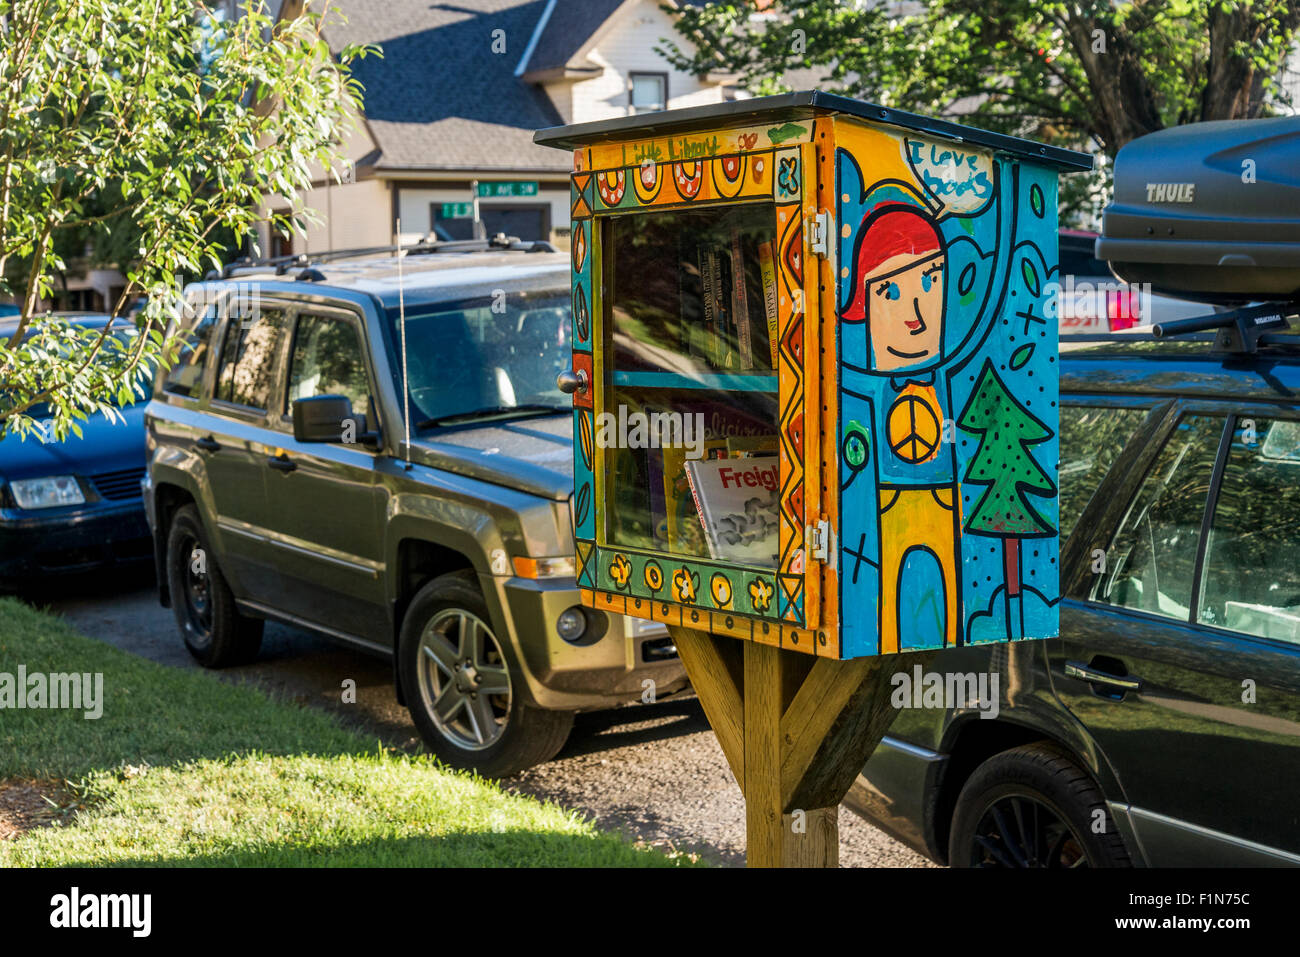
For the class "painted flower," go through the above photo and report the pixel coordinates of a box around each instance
[672,566,699,605]
[609,553,632,590]
[710,573,733,609]
[749,577,774,613]
[777,156,799,196]
[673,161,702,199]
[638,159,657,190]
[597,169,626,206]
[643,560,664,594]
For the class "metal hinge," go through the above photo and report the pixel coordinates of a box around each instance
[809,209,833,260]
[807,518,830,562]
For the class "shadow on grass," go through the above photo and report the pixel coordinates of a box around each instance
[89,831,687,868]
[0,597,369,781]
[0,599,707,869]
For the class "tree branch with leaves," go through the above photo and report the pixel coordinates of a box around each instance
[0,0,375,440]
[660,0,1300,219]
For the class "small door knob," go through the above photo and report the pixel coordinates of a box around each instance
[556,368,588,395]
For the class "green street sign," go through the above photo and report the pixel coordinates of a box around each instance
[439,202,473,219]
[477,181,538,198]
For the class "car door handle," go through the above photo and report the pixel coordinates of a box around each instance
[195,435,221,452]
[1064,660,1142,692]
[266,454,297,473]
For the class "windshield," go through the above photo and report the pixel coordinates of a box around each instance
[385,290,571,426]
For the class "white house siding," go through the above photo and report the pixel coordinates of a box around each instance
[299,177,394,254]
[258,100,390,257]
[562,0,726,123]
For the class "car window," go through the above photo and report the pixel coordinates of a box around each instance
[286,314,370,419]
[213,306,287,410]
[1058,236,1109,278]
[1058,405,1148,539]
[1197,417,1300,644]
[1093,413,1224,620]
[162,304,218,399]
[387,292,570,423]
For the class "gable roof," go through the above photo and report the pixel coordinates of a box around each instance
[519,0,626,75]
[324,0,571,173]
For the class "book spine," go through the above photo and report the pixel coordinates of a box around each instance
[758,240,779,367]
[730,227,752,370]
[646,433,668,550]
[679,233,692,356]
[712,247,730,369]
[683,461,720,560]
[698,246,717,364]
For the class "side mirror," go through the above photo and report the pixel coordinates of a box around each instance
[292,395,380,447]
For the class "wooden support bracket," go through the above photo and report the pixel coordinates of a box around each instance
[669,625,937,867]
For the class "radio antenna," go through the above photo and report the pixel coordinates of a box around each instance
[396,218,412,470]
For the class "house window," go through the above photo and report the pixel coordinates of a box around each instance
[269,209,294,260]
[629,73,667,114]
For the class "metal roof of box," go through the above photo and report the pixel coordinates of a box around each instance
[534,90,1094,172]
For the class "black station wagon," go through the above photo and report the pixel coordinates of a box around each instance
[846,332,1300,867]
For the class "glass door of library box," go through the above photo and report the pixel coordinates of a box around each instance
[568,143,827,652]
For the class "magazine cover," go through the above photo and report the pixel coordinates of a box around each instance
[683,455,780,566]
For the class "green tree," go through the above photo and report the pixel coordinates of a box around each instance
[959,360,1055,537]
[0,0,374,440]
[660,0,1300,217]
[958,359,1055,637]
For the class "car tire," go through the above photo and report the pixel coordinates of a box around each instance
[398,570,574,778]
[165,503,263,668]
[948,742,1131,868]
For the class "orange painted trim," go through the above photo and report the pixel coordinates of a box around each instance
[582,587,827,657]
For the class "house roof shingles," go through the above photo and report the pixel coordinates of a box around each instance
[521,0,626,74]
[325,0,570,173]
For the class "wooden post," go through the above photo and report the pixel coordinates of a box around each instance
[670,625,937,867]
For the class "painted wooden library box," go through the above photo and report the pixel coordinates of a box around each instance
[536,92,1092,660]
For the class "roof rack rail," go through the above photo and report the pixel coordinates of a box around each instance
[404,233,556,255]
[1152,301,1300,354]
[1060,331,1218,343]
[203,234,557,281]
[204,251,305,281]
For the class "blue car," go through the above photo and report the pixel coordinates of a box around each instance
[0,315,152,583]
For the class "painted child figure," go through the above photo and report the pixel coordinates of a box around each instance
[841,204,961,653]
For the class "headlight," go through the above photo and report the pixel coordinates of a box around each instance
[556,607,587,643]
[511,555,577,579]
[9,475,86,509]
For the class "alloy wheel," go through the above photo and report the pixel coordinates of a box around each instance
[969,793,1090,868]
[416,609,512,751]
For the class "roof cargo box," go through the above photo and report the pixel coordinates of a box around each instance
[1097,116,1300,304]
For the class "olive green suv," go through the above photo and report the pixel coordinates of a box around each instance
[143,239,687,776]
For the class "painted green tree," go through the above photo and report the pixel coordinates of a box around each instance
[958,358,1056,637]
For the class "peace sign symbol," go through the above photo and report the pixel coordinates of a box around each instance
[887,392,941,464]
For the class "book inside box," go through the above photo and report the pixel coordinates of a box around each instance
[601,202,782,569]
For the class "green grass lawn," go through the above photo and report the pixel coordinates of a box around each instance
[0,598,693,867]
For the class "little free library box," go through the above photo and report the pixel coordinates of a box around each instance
[537,92,1092,661]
